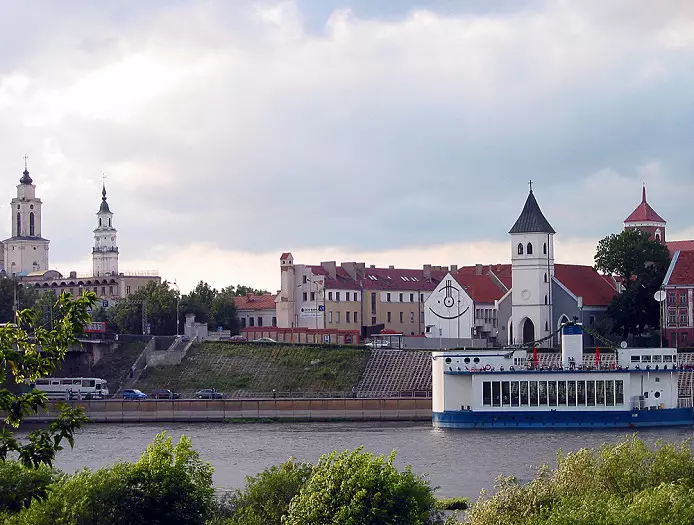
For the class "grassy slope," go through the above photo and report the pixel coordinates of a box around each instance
[91,340,148,391]
[135,342,371,396]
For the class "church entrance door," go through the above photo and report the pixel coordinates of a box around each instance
[522,318,535,344]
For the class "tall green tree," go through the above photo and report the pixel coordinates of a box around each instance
[107,281,178,335]
[209,288,239,333]
[180,281,217,325]
[0,291,95,470]
[0,279,38,323]
[227,285,270,297]
[594,229,670,340]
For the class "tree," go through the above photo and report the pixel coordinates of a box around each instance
[107,281,178,335]
[594,229,671,340]
[0,279,38,323]
[209,289,239,333]
[180,281,217,325]
[0,291,95,471]
[227,285,270,297]
[284,448,447,525]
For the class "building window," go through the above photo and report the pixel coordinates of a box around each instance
[589,315,595,325]
[387,293,391,302]
[680,312,688,326]
[355,312,358,323]
[249,317,255,327]
[303,292,308,301]
[410,312,415,323]
[668,292,676,305]
[310,291,315,301]
[399,312,404,323]
[544,295,548,305]
[387,312,392,323]
[16,213,21,235]
[527,243,533,255]
[544,273,548,283]
[668,312,676,326]
[272,317,277,326]
[329,311,333,323]
[336,292,341,302]
[372,316,376,325]
[543,243,547,255]
[545,321,549,331]
[371,293,376,313]
[346,292,350,301]
[682,333,689,345]
[29,212,35,236]
[399,293,403,302]
[672,332,677,344]
[680,294,687,305]
[420,294,424,302]
[410,293,414,302]
[655,229,661,241]
[126,286,131,295]
[258,317,263,327]
[241,318,246,328]
[517,243,524,255]
[303,275,307,284]
[346,311,351,323]
[328,291,333,301]
[101,287,106,295]
[336,311,340,323]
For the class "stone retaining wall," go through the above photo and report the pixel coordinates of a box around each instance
[22,398,432,423]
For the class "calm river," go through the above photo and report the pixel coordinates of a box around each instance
[21,422,694,498]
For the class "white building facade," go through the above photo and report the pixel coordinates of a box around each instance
[92,184,119,276]
[424,273,475,340]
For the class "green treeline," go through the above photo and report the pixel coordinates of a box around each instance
[3,434,694,525]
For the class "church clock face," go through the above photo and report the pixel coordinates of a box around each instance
[429,279,470,320]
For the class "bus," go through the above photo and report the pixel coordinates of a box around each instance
[31,377,110,400]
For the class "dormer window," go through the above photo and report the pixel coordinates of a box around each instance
[517,243,524,255]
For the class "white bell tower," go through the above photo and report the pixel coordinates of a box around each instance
[2,158,50,276]
[509,182,555,347]
[92,183,119,276]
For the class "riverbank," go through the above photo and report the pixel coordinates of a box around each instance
[22,398,432,423]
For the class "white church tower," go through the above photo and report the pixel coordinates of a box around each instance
[2,161,50,276]
[509,184,555,347]
[92,184,119,276]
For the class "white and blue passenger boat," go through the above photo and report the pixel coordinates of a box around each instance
[432,324,693,429]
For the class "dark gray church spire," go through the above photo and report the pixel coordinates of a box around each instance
[509,183,555,234]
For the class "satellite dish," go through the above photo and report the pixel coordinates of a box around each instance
[654,290,667,302]
[620,341,628,349]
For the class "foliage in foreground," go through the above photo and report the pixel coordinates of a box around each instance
[467,435,694,525]
[4,433,215,525]
[0,292,95,470]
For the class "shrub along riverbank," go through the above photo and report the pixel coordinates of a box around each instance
[1,434,693,524]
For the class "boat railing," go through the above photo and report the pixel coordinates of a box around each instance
[677,397,693,409]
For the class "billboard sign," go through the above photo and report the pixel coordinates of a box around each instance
[300,306,322,319]
[84,321,106,333]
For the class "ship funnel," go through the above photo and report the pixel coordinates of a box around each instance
[561,324,583,367]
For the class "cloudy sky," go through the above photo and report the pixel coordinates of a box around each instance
[1,0,692,293]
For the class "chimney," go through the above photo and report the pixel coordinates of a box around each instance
[320,261,337,279]
[388,265,395,270]
[476,264,483,275]
[342,262,357,280]
[423,264,432,281]
[370,264,376,269]
[356,263,366,280]
[450,265,458,273]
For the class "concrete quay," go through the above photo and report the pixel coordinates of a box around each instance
[22,398,433,423]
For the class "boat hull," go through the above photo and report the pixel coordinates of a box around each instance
[432,408,693,429]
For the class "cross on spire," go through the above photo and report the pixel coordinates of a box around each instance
[24,153,28,171]
[529,180,533,193]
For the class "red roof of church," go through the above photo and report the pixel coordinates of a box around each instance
[666,251,694,286]
[554,265,619,306]
[234,294,277,310]
[667,240,694,253]
[454,271,508,304]
[624,187,666,223]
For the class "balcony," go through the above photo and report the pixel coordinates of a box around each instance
[474,319,493,332]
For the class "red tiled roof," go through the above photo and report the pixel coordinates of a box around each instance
[234,294,277,311]
[624,187,665,223]
[454,272,507,304]
[280,252,291,259]
[667,240,694,253]
[554,264,619,306]
[361,267,443,292]
[668,251,694,286]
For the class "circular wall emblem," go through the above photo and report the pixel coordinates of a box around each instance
[521,289,531,300]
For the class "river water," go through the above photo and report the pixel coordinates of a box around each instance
[21,422,694,499]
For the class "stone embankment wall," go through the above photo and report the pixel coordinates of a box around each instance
[23,398,432,423]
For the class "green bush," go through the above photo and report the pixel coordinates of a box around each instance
[8,432,214,525]
[467,435,694,525]
[214,458,313,525]
[0,460,56,513]
[284,447,448,525]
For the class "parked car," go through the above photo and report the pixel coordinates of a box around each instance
[252,337,277,343]
[229,335,247,342]
[365,340,390,349]
[195,388,223,399]
[122,389,147,400]
[150,389,181,400]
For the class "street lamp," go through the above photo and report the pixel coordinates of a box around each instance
[172,280,181,336]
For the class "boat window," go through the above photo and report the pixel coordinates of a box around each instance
[652,355,662,363]
[511,382,520,407]
[36,379,49,385]
[548,381,557,406]
[630,355,640,363]
[464,357,470,364]
[501,382,510,406]
[538,381,548,405]
[663,355,673,363]
[577,381,586,405]
[520,381,529,405]
[654,391,661,399]
[567,381,577,406]
[473,357,480,364]
[605,380,615,406]
[655,377,660,383]
[530,381,539,406]
[641,355,651,363]
[558,381,566,405]
[615,381,624,404]
[445,358,451,364]
[51,380,60,385]
[596,381,605,405]
[586,381,596,406]
[643,391,649,398]
[482,382,492,406]
[492,382,501,407]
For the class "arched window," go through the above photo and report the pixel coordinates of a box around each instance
[543,243,547,255]
[544,273,548,283]
[16,213,21,235]
[108,218,111,227]
[545,321,549,331]
[517,243,524,255]
[99,218,102,227]
[29,212,35,236]
[527,243,533,255]
[655,229,661,242]
[544,295,548,305]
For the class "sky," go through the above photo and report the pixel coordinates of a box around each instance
[0,0,692,294]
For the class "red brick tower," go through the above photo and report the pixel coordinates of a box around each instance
[624,186,666,243]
